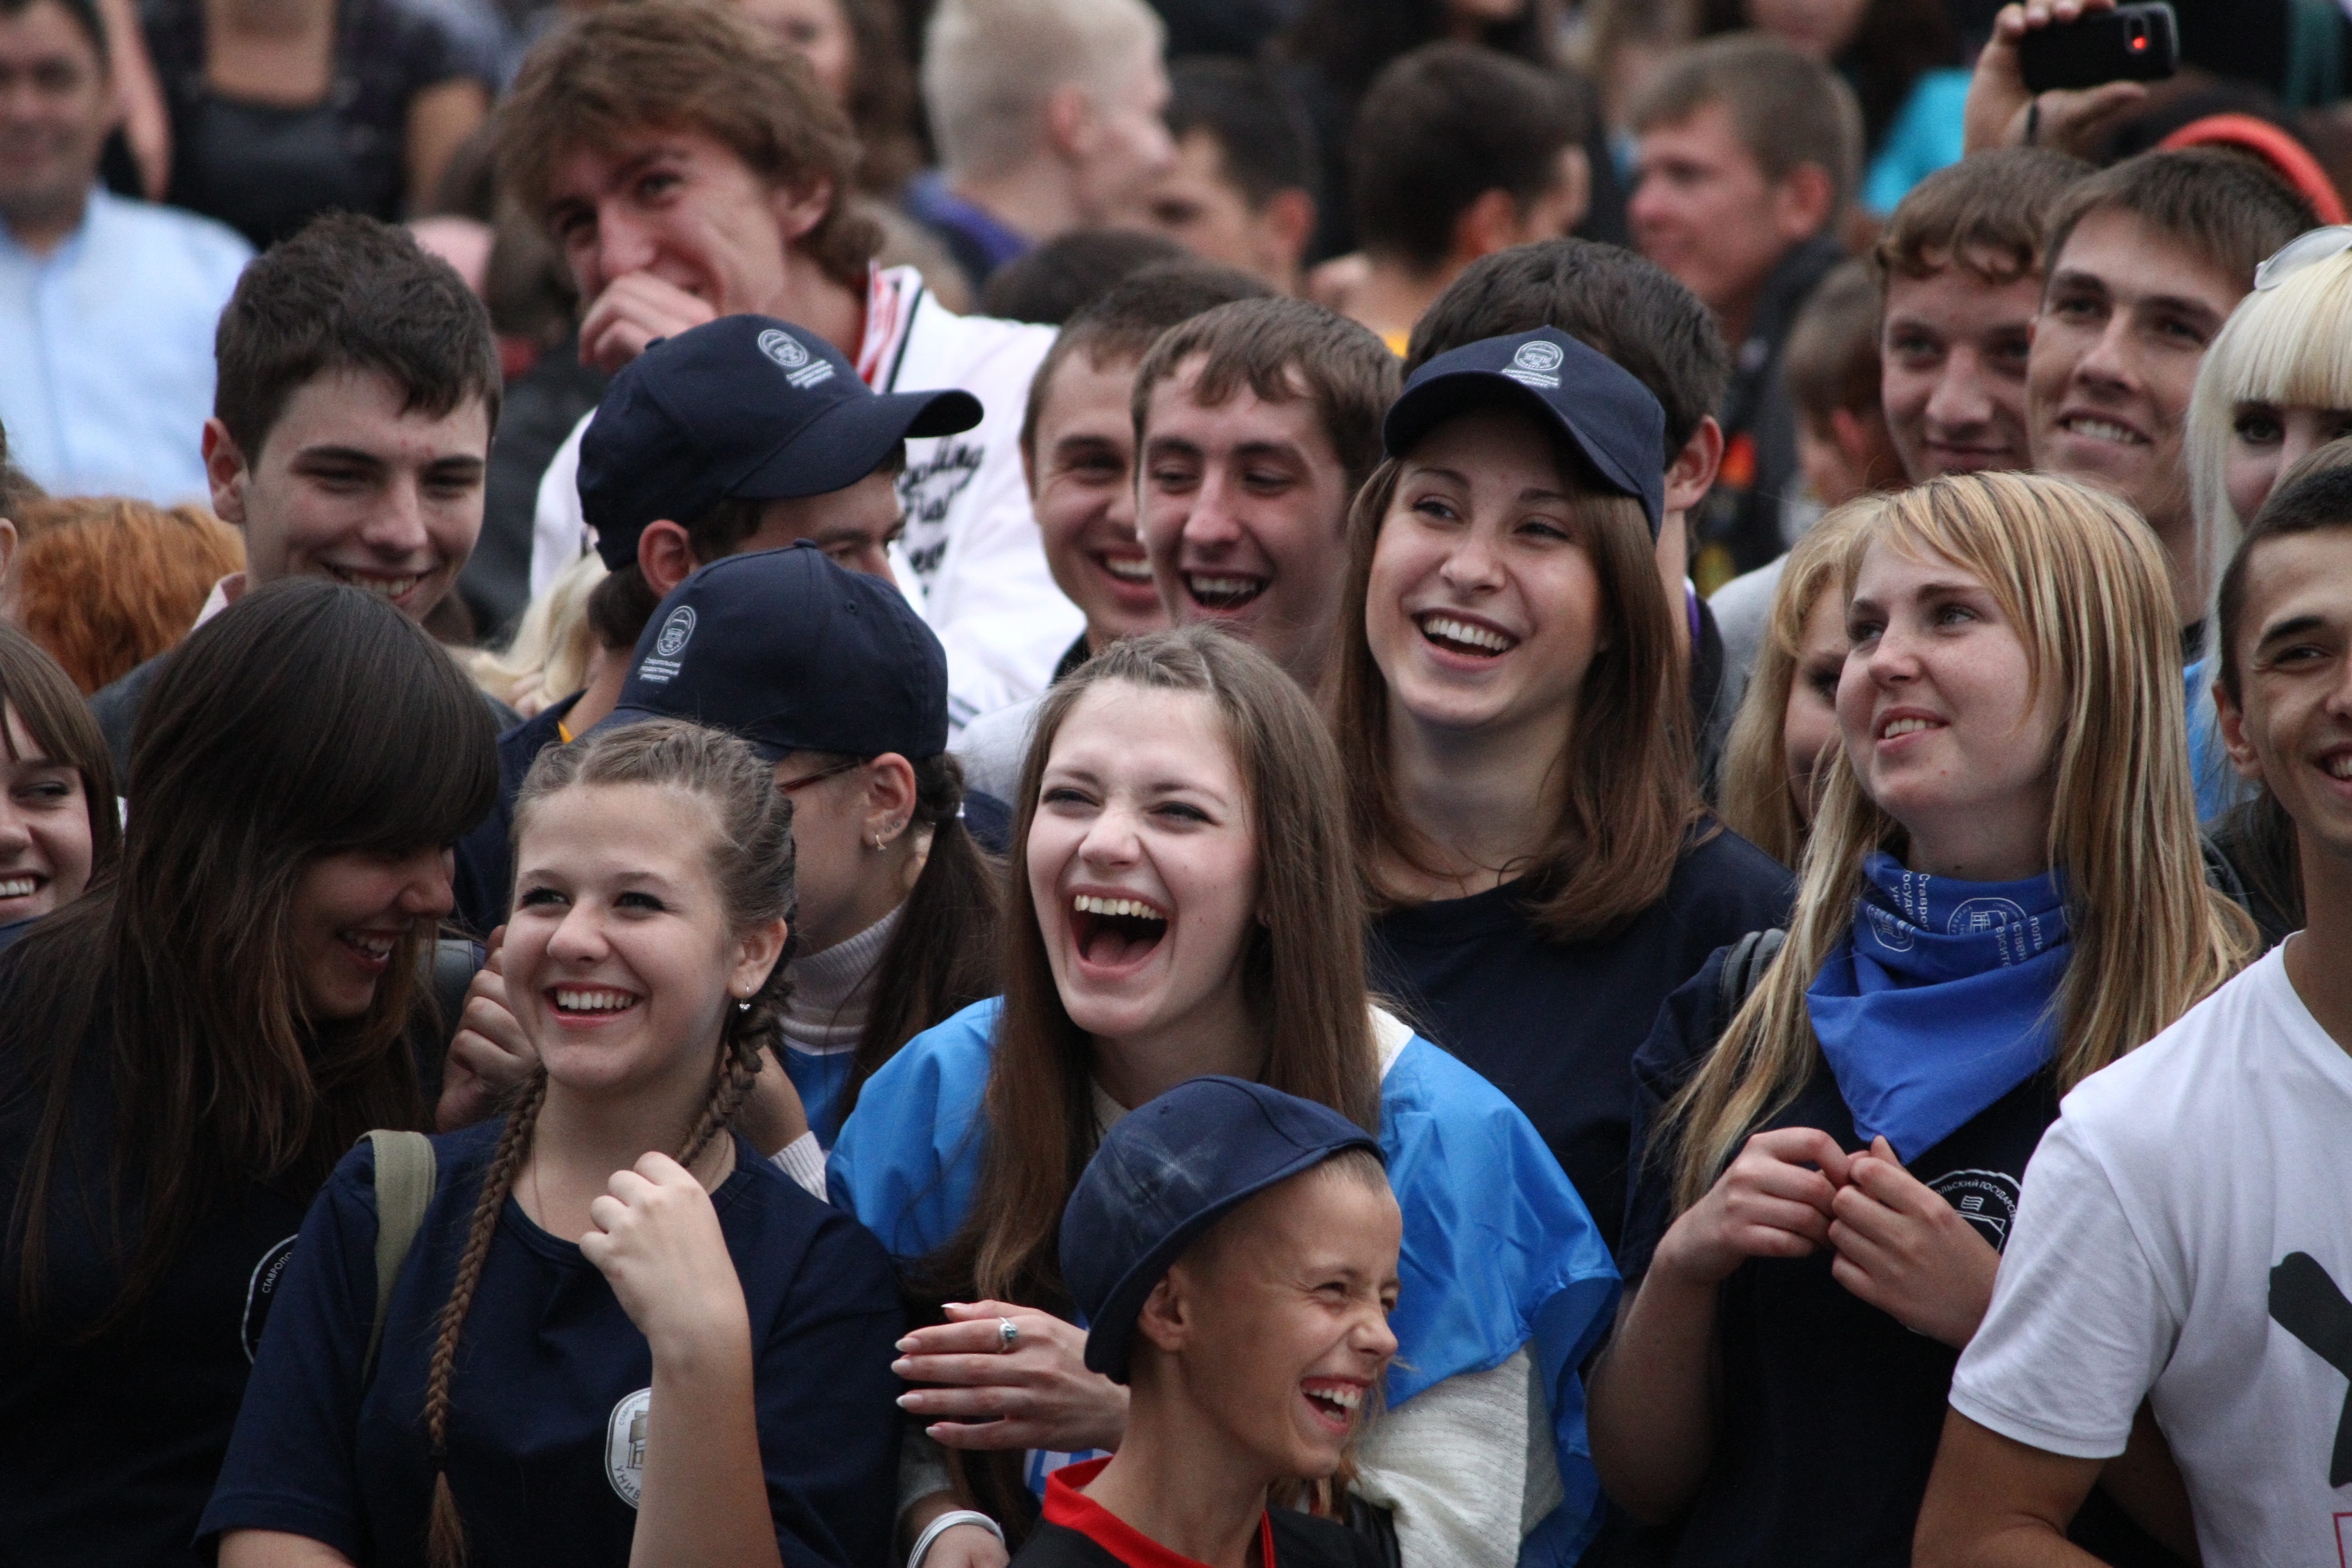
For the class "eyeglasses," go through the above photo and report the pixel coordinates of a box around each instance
[774,758,862,793]
[2255,225,2352,290]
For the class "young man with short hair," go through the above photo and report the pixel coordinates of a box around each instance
[1134,296,1398,694]
[956,259,1273,808]
[0,0,251,505]
[1872,147,2091,483]
[1628,32,1860,583]
[1337,43,1588,355]
[502,0,1077,731]
[2027,147,2313,631]
[1784,260,1904,510]
[910,0,1175,291]
[1917,464,2352,1568]
[87,212,500,774]
[1135,56,1319,297]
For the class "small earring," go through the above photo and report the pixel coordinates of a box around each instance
[870,831,886,852]
[735,995,752,1013]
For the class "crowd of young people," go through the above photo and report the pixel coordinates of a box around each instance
[8,0,2352,1566]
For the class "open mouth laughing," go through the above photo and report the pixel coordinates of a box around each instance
[548,984,643,1021]
[1184,573,1266,612]
[323,565,431,602]
[1415,612,1517,658]
[1069,892,1169,970]
[0,872,45,904]
[1300,1377,1368,1434]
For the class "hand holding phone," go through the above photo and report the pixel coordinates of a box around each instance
[1963,1,2160,159]
[2019,2,2179,93]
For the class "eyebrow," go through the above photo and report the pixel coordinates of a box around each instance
[2255,612,2332,651]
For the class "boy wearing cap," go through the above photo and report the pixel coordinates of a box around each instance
[1005,1076,1398,1568]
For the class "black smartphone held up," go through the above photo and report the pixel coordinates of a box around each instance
[2018,3,2180,93]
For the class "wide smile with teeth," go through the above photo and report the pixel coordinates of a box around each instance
[2059,416,2145,446]
[1101,554,1153,583]
[1301,1378,1366,1427]
[2324,754,2352,780]
[1416,613,1516,657]
[1881,716,1942,739]
[327,567,426,600]
[338,931,397,965]
[1185,573,1266,611]
[1069,892,1169,968]
[552,986,641,1014]
[0,874,40,900]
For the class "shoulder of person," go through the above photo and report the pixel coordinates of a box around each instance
[1631,943,1744,1101]
[1268,1507,1392,1568]
[1668,822,1797,926]
[824,996,1002,1237]
[88,189,254,273]
[897,273,1057,389]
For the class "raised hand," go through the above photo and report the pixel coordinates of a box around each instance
[437,928,536,1131]
[580,1152,750,1360]
[578,272,719,374]
[1964,1,2151,157]
[891,1300,1129,1454]
[1826,1137,2001,1348]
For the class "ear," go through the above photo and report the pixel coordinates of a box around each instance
[729,915,790,1001]
[0,516,16,590]
[1452,188,1524,265]
[637,519,700,597]
[202,418,251,527]
[863,752,920,848]
[1258,186,1318,277]
[1664,416,1725,516]
[1134,1270,1191,1354]
[1043,83,1098,162]
[1773,162,1836,243]
[767,175,836,248]
[1544,146,1592,239]
[1826,407,1876,470]
[2215,677,2266,784]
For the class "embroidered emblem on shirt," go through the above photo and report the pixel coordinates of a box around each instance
[2268,1252,2352,1485]
[607,1387,653,1507]
[241,1234,300,1362]
[1926,1169,2021,1251]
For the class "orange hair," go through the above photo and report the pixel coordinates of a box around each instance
[12,498,245,692]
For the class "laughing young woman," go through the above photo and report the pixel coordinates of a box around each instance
[0,579,495,1567]
[1587,472,2248,1565]
[0,623,120,952]
[829,626,1618,1568]
[201,720,902,1568]
[1337,328,1793,1252]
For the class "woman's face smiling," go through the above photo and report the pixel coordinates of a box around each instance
[0,702,93,925]
[1365,408,1609,745]
[288,843,455,1021]
[1027,682,1259,1057]
[2225,402,2352,527]
[506,783,784,1101]
[1782,581,1846,826]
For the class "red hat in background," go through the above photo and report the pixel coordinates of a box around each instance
[2158,113,2349,225]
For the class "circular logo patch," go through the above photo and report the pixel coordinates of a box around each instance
[757,328,809,370]
[1511,340,1566,375]
[654,606,697,659]
[607,1387,653,1507]
[1929,1168,2023,1251]
[242,1234,300,1362]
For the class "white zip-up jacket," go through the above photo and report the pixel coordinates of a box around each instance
[529,266,1080,732]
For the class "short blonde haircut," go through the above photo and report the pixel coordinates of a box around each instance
[466,551,607,716]
[921,0,1164,181]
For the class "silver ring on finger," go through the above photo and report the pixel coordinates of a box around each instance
[996,1316,1020,1353]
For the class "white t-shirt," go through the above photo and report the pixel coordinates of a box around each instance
[1950,942,2352,1565]
[529,266,1080,732]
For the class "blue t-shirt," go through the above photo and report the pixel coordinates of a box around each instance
[829,999,1622,1566]
[200,1124,904,1567]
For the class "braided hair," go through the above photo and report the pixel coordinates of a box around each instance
[422,720,798,1567]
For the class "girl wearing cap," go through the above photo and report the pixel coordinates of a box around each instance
[1586,473,2246,1564]
[831,625,1618,1568]
[1337,328,1793,1259]
[202,721,903,1568]
[0,582,494,1566]
[0,623,119,952]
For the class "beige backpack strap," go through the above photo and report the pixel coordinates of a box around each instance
[361,1129,437,1382]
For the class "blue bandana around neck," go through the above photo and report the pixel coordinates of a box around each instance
[1804,852,2071,1162]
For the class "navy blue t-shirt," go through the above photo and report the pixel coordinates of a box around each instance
[199,1123,904,1568]
[1369,823,1792,1254]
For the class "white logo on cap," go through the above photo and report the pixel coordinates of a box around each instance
[758,327,835,390]
[607,1387,652,1508]
[1503,338,1564,390]
[655,605,696,659]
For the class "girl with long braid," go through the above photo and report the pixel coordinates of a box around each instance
[202,721,904,1568]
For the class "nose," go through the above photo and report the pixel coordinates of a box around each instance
[1436,526,1504,595]
[357,478,434,561]
[546,897,610,964]
[1075,801,1143,871]
[397,847,456,921]
[1922,350,1994,435]
[1865,622,1923,687]
[2070,311,2140,395]
[1179,468,1245,553]
[587,201,659,292]
[1354,1303,1399,1364]
[0,795,29,857]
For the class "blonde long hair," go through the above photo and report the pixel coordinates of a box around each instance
[1666,472,2249,1210]
[1718,506,1872,867]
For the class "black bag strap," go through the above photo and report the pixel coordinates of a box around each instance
[362,1129,437,1382]
[1715,927,1788,1027]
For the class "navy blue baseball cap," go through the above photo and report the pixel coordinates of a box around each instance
[1061,1077,1384,1384]
[578,314,983,572]
[1382,326,1666,539]
[596,542,948,761]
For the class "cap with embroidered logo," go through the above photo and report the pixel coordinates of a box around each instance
[595,541,948,762]
[577,313,982,572]
[1381,326,1666,539]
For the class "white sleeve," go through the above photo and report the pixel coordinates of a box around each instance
[1349,1347,1558,1568]
[1947,1115,2177,1460]
[529,413,594,601]
[921,448,1083,733]
[769,1132,829,1200]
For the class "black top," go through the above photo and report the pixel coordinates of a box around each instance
[450,691,577,938]
[1012,1511,1388,1568]
[1618,947,2190,1568]
[1370,824,1792,1254]
[0,1045,317,1568]
[199,1124,903,1567]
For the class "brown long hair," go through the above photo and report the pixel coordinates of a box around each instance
[923,628,1378,1523]
[1333,423,1702,941]
[421,719,799,1568]
[1663,474,2251,1210]
[4,581,496,1328]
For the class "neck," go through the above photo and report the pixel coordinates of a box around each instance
[2151,509,2203,630]
[526,1047,731,1232]
[1091,985,1263,1112]
[1898,799,2053,883]
[207,0,329,36]
[951,161,1085,245]
[762,256,867,361]
[1351,255,1454,347]
[564,646,632,733]
[1379,705,1566,900]
[2286,838,2352,1053]
[1,187,90,257]
[799,843,918,954]
[1082,1388,1272,1568]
